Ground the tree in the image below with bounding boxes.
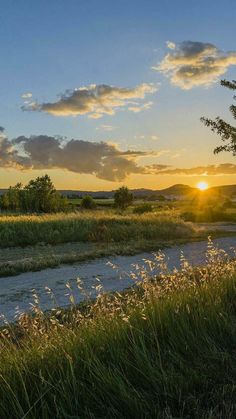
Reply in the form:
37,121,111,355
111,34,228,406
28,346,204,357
114,186,133,210
201,79,236,155
0,175,68,213
0,183,22,211
81,195,96,209
23,175,57,212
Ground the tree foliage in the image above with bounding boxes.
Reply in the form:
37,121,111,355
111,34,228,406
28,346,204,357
0,175,68,213
114,186,133,210
201,79,236,155
80,195,96,209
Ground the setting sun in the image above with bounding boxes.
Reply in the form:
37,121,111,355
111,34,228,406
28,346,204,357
197,181,209,191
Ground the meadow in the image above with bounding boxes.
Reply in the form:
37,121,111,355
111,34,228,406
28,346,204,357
68,195,236,222
0,210,195,248
1,243,236,418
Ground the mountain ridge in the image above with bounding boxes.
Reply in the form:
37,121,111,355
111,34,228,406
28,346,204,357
0,184,236,198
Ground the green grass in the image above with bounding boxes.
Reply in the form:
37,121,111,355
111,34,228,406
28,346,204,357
1,247,236,418
0,211,195,248
68,198,114,207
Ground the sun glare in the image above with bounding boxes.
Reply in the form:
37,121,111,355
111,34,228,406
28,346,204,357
197,181,209,191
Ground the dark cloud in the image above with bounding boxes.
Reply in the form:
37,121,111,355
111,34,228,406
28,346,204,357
2,130,235,180
22,83,157,118
153,41,236,89
1,134,153,181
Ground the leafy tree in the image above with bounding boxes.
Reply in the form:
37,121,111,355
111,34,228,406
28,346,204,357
23,175,57,212
81,195,96,209
0,183,22,211
114,186,133,210
0,175,68,213
201,79,236,154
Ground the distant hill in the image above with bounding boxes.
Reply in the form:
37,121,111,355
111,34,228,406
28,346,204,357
58,184,236,199
1,184,236,199
210,184,236,196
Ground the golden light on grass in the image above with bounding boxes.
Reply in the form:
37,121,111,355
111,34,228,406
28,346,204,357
197,181,209,191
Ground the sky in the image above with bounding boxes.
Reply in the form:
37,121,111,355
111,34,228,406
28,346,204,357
0,0,236,191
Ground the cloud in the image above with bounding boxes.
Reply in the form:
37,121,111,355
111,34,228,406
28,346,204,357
153,41,236,89
1,133,158,181
166,41,176,50
22,83,157,118
2,130,235,180
96,124,117,131
22,92,33,99
128,101,153,113
151,163,236,176
0,135,31,169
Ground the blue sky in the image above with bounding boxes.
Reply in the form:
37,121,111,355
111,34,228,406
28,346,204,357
0,0,236,190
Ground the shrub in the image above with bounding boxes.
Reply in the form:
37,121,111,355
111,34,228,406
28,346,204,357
133,203,153,214
80,195,96,209
114,186,133,210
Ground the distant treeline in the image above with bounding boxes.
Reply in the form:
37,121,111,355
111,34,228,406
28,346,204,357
0,175,68,213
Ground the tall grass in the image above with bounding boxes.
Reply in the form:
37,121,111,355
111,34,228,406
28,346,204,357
1,242,236,418
0,211,194,247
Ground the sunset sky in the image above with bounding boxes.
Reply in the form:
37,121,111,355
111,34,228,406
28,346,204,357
0,0,236,190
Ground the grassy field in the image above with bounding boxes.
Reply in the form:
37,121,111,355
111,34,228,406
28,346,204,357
0,211,195,248
68,196,236,222
69,198,114,207
1,244,236,418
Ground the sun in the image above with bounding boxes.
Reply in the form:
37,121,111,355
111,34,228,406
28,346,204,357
197,181,209,191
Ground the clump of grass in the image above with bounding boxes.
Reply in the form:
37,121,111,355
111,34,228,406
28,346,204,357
181,205,236,222
1,241,236,418
0,211,195,247
133,202,153,214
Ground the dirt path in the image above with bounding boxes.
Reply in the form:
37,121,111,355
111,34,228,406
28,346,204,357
0,236,235,322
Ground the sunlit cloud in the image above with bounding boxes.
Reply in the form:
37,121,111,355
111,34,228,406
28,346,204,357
153,41,236,89
128,101,153,113
22,83,157,118
166,41,176,50
21,92,33,99
151,163,236,175
96,124,117,131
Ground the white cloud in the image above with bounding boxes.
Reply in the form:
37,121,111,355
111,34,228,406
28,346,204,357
153,41,236,89
22,83,157,118
166,41,176,50
96,124,117,131
21,92,33,99
128,101,153,113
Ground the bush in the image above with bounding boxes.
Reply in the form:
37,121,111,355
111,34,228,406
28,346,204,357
181,211,196,222
114,186,133,210
80,195,96,209
133,203,153,214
